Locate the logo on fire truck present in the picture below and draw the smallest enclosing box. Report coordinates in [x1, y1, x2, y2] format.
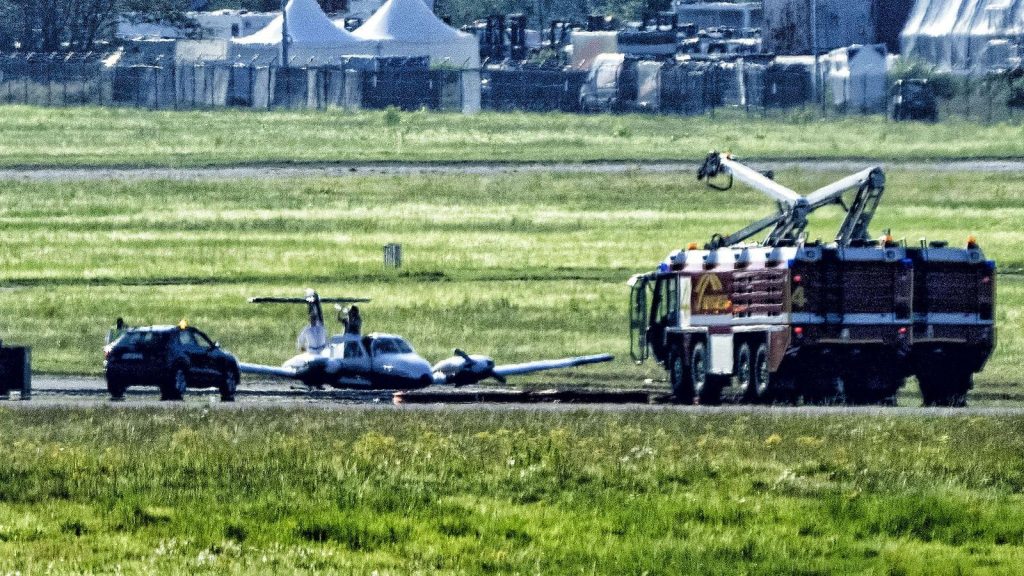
[694, 274, 731, 314]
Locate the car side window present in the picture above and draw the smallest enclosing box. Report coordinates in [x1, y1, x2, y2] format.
[177, 330, 196, 347]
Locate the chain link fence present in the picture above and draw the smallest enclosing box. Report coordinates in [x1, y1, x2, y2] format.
[1, 51, 1022, 121]
[481, 68, 587, 112]
[0, 52, 466, 112]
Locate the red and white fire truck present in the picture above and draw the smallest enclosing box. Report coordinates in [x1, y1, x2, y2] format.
[629, 152, 995, 406]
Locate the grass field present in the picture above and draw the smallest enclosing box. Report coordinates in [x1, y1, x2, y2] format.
[1, 106, 1024, 167]
[1, 407, 1023, 574]
[0, 169, 1019, 401]
[1, 104, 1023, 573]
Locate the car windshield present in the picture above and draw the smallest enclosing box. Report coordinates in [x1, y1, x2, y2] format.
[374, 338, 413, 355]
[192, 330, 214, 348]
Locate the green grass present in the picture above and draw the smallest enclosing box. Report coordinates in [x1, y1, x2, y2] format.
[1, 105, 1024, 166]
[1, 407, 1023, 574]
[0, 169, 1019, 401]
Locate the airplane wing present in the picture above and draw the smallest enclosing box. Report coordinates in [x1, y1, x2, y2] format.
[247, 297, 370, 304]
[238, 362, 300, 379]
[492, 353, 614, 378]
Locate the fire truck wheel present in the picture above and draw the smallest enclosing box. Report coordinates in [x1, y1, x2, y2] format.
[735, 343, 755, 401]
[670, 354, 694, 404]
[919, 369, 971, 407]
[753, 344, 771, 402]
[691, 342, 721, 405]
[801, 372, 843, 405]
[845, 359, 901, 405]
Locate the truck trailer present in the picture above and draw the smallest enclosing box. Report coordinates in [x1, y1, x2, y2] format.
[628, 153, 995, 406]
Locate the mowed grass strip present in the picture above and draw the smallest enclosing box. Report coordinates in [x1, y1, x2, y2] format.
[0, 408, 1023, 574]
[1, 105, 1024, 167]
[0, 169, 1020, 393]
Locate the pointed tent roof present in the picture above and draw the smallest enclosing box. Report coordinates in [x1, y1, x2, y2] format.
[235, 0, 363, 46]
[350, 0, 469, 42]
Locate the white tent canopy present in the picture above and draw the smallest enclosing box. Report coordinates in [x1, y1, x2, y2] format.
[231, 0, 373, 65]
[902, 0, 1024, 70]
[345, 0, 480, 68]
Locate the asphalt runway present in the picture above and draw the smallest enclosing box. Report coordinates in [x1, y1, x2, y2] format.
[0, 159, 1022, 183]
[8, 375, 1024, 416]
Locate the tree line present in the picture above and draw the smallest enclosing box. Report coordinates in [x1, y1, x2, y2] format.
[0, 0, 195, 52]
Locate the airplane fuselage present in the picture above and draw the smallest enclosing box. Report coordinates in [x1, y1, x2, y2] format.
[284, 333, 434, 389]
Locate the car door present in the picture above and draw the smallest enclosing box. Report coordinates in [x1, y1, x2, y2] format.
[177, 329, 213, 386]
[191, 329, 224, 382]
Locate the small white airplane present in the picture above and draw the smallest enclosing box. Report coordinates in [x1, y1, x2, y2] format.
[237, 289, 613, 390]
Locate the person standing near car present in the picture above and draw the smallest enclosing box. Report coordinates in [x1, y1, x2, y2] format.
[343, 305, 362, 335]
[106, 317, 126, 345]
[296, 306, 327, 354]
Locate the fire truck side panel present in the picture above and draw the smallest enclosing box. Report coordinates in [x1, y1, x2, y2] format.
[907, 246, 996, 375]
[767, 329, 791, 371]
[789, 246, 913, 349]
[709, 334, 733, 375]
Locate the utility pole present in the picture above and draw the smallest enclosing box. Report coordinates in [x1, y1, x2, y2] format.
[281, 0, 290, 67]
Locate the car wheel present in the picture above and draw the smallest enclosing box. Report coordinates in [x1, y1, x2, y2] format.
[219, 369, 238, 402]
[107, 376, 126, 401]
[161, 368, 187, 401]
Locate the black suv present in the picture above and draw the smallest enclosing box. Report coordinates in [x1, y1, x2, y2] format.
[890, 78, 938, 122]
[104, 325, 240, 401]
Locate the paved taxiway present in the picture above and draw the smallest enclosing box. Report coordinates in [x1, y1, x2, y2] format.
[9, 375, 1024, 416]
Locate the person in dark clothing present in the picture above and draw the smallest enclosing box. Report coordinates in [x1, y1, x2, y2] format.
[340, 305, 362, 335]
[106, 317, 126, 345]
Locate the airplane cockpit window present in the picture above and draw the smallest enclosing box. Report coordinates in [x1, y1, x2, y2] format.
[372, 339, 397, 355]
[343, 341, 364, 359]
[373, 338, 412, 355]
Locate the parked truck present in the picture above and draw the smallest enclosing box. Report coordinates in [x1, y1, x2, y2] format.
[628, 152, 995, 406]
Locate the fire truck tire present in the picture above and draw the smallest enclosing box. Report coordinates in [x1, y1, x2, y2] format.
[753, 344, 771, 402]
[691, 342, 721, 405]
[845, 364, 897, 405]
[944, 375, 970, 407]
[801, 371, 843, 405]
[918, 369, 971, 407]
[670, 354, 694, 404]
[735, 343, 755, 401]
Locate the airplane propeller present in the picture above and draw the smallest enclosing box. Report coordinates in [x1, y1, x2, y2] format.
[453, 348, 506, 384]
[431, 349, 505, 386]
